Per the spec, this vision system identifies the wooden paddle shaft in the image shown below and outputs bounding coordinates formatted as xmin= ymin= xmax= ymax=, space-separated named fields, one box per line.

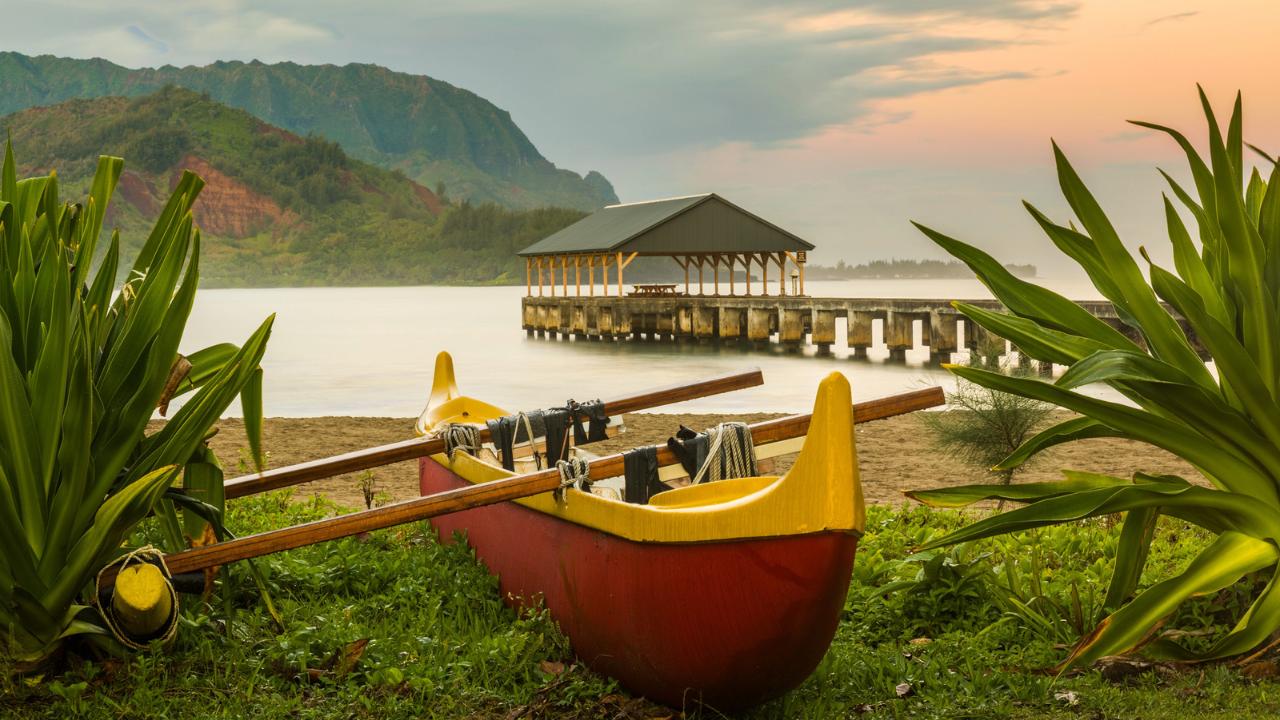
xmin=223 ymin=367 xmax=765 ymax=499
xmin=157 ymin=386 xmax=943 ymax=577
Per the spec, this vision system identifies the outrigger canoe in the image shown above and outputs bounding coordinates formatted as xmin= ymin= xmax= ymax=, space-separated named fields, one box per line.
xmin=416 ymin=354 xmax=864 ymax=710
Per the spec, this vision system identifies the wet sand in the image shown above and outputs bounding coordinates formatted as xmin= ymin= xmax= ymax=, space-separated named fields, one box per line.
xmin=202 ymin=411 xmax=1202 ymax=511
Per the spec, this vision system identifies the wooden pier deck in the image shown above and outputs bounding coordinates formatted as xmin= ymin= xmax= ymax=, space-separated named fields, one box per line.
xmin=520 ymin=295 xmax=1183 ymax=366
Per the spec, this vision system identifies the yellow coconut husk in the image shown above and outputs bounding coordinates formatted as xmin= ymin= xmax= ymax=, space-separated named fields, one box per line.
xmin=94 ymin=546 xmax=180 ymax=649
xmin=112 ymin=564 xmax=174 ymax=638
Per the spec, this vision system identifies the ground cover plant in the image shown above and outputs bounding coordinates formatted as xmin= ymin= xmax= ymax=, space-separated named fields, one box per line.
xmin=6 ymin=499 xmax=1279 ymax=719
xmin=0 ymin=142 xmax=270 ymax=668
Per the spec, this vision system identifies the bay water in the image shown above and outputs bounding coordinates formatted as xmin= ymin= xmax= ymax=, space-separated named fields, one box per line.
xmin=180 ymin=278 xmax=1105 ymax=418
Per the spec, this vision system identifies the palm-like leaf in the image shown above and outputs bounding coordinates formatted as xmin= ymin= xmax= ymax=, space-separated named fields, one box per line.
xmin=913 ymin=90 xmax=1280 ymax=666
xmin=0 ymin=142 xmax=271 ymax=665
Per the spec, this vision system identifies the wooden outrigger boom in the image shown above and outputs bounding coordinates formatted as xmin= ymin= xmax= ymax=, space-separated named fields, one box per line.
xmin=223 ymin=367 xmax=766 ymax=499
xmin=150 ymin=386 xmax=943 ymax=577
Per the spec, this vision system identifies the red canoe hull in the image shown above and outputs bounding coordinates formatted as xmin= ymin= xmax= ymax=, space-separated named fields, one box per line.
xmin=419 ymin=458 xmax=858 ymax=710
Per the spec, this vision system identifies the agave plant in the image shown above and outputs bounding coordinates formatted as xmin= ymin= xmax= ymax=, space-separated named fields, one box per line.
xmin=907 ymin=90 xmax=1280 ymax=667
xmin=0 ymin=141 xmax=271 ymax=667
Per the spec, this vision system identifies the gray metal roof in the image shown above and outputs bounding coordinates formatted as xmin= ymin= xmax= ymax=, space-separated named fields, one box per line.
xmin=517 ymin=193 xmax=814 ymax=256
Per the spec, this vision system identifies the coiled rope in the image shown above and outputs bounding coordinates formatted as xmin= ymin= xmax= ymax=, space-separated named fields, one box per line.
xmin=440 ymin=423 xmax=483 ymax=459
xmin=690 ymin=422 xmax=757 ymax=485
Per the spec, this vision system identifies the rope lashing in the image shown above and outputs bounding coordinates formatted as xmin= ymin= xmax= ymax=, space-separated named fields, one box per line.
xmin=690 ymin=421 xmax=757 ymax=486
xmin=554 ymin=456 xmax=592 ymax=503
xmin=440 ymin=423 xmax=483 ymax=458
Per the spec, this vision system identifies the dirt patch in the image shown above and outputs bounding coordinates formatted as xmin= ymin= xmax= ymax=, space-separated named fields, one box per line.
xmin=199 ymin=410 xmax=1203 ymax=510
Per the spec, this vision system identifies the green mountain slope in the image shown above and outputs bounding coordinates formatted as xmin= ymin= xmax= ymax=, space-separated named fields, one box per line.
xmin=0 ymin=87 xmax=585 ymax=287
xmin=0 ymin=51 xmax=617 ymax=211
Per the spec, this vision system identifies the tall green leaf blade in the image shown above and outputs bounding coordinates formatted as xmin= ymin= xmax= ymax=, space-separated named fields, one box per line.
xmin=915 ymin=222 xmax=1140 ymax=348
xmin=994 ymin=416 xmax=1126 ymax=471
xmin=907 ymin=473 xmax=1130 ymax=508
xmin=952 ymin=303 xmax=1112 ymax=366
xmin=1052 ymin=143 xmax=1213 ymax=386
xmin=950 ymin=365 xmax=1276 ymax=500
xmin=1102 ymin=507 xmax=1158 ymax=615
xmin=73 ymin=156 xmax=123 ymax=289
xmin=1065 ymin=532 xmax=1278 ymax=669
xmin=1162 ymin=196 xmax=1228 ymax=325
xmin=46 ymin=466 xmax=180 ymax=616
xmin=1149 ymin=263 xmax=1280 ymax=445
xmin=0 ymin=311 xmax=44 ymax=550
xmin=242 ymin=367 xmax=265 ymax=472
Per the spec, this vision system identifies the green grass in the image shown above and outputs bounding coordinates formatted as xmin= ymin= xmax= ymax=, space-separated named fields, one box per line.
xmin=5 ymin=500 xmax=1280 ymax=719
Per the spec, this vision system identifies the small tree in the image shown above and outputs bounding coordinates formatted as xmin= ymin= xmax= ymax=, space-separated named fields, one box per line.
xmin=922 ymin=359 xmax=1054 ymax=486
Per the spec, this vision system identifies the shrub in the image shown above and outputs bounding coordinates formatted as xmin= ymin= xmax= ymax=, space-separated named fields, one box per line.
xmin=0 ymin=141 xmax=271 ymax=667
xmin=907 ymin=89 xmax=1280 ymax=668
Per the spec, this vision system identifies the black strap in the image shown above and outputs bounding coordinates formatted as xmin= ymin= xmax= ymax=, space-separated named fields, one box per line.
xmin=542 ymin=408 xmax=570 ymax=465
xmin=567 ymin=399 xmax=610 ymax=444
xmin=666 ymin=426 xmax=708 ymax=479
xmin=511 ymin=410 xmax=546 ymax=444
xmin=485 ymin=416 xmax=517 ymax=471
xmin=622 ymin=446 xmax=667 ymax=505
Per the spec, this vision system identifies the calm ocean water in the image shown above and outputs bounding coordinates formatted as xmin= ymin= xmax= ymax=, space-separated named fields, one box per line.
xmin=179 ymin=278 xmax=1106 ymax=418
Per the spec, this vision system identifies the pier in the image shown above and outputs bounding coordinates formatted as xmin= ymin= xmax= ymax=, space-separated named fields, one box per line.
xmin=514 ymin=192 xmax=1196 ymax=368
xmin=519 ymin=295 xmax=1156 ymax=367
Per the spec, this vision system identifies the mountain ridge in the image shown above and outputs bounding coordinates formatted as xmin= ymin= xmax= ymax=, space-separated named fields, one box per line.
xmin=0 ymin=51 xmax=617 ymax=211
xmin=0 ymin=87 xmax=586 ymax=286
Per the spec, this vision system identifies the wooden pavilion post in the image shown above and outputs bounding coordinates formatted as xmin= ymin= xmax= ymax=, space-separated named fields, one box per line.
xmin=601 ymin=254 xmax=611 ymax=297
xmin=574 ymin=255 xmax=581 ymax=296
xmin=786 ymin=251 xmax=806 ymax=296
xmin=550 ymin=256 xmax=557 ymax=297
xmin=696 ymin=256 xmax=704 ymax=295
xmin=712 ymin=255 xmax=720 ymax=297
xmin=743 ymin=254 xmax=751 ymax=296
xmin=760 ymin=253 xmax=769 ymax=297
xmin=776 ymin=252 xmax=787 ymax=296
xmin=682 ymin=257 xmax=690 ymax=295
xmin=727 ymin=254 xmax=735 ymax=296
xmin=588 ymin=255 xmax=595 ymax=297
xmin=525 ymin=257 xmax=531 ymax=296
xmin=561 ymin=256 xmax=569 ymax=297
xmin=537 ymin=257 xmax=544 ymax=296
xmin=616 ymin=251 xmax=623 ymax=296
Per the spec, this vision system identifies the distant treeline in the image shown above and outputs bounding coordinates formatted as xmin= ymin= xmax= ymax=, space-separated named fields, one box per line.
xmin=804 ymin=259 xmax=1036 ymax=280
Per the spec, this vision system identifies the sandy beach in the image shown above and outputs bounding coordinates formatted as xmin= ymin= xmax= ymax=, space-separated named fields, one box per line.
xmin=205 ymin=411 xmax=1202 ymax=510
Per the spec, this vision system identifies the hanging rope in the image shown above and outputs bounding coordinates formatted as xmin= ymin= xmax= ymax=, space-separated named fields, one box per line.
xmin=690 ymin=422 xmax=757 ymax=486
xmin=440 ymin=423 xmax=483 ymax=459
xmin=554 ymin=456 xmax=592 ymax=504
xmin=518 ymin=412 xmax=544 ymax=470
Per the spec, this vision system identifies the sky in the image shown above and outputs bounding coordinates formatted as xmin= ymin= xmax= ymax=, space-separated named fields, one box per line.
xmin=5 ymin=0 xmax=1279 ymax=275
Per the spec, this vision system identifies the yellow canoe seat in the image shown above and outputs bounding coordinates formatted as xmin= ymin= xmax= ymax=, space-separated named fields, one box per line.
xmin=646 ymin=476 xmax=776 ymax=509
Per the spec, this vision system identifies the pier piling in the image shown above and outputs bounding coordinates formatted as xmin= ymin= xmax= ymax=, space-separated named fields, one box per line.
xmin=521 ymin=295 xmax=1197 ymax=366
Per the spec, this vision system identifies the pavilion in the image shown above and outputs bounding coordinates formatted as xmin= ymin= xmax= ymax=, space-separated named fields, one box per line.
xmin=517 ymin=193 xmax=814 ymax=298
